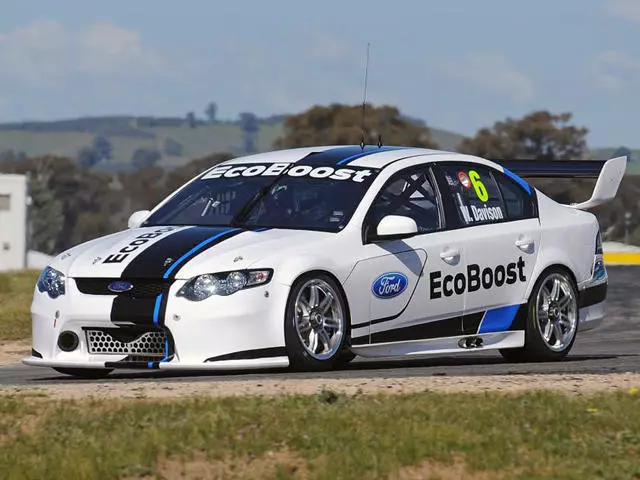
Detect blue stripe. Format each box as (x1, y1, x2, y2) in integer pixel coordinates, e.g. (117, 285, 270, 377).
(503, 167, 531, 194)
(478, 304, 520, 334)
(162, 227, 241, 278)
(149, 338, 170, 369)
(336, 146, 407, 165)
(152, 294, 163, 326)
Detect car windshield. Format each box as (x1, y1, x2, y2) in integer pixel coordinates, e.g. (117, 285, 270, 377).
(143, 162, 379, 232)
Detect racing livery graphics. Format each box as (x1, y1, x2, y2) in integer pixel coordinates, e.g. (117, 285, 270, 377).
(430, 258, 526, 299)
(24, 145, 626, 377)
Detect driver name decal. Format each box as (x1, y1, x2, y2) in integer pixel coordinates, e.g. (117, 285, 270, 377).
(202, 163, 375, 182)
(459, 204, 504, 223)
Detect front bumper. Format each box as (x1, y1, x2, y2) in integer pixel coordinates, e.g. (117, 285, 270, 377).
(26, 277, 291, 370)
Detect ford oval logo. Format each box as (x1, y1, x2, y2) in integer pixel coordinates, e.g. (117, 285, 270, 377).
(371, 272, 408, 299)
(108, 280, 133, 293)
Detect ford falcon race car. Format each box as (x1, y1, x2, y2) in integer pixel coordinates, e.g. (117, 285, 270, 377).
(24, 145, 626, 378)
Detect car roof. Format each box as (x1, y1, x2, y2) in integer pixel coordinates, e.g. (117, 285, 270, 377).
(220, 145, 485, 170)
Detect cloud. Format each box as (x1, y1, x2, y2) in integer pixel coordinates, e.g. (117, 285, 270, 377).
(590, 50, 640, 91)
(439, 52, 535, 103)
(0, 20, 167, 85)
(604, 0, 640, 24)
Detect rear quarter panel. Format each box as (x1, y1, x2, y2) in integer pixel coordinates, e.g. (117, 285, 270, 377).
(526, 191, 598, 297)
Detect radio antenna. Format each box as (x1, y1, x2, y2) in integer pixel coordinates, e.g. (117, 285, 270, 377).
(360, 42, 371, 150)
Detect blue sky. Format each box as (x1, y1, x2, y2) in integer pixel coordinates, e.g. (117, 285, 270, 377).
(0, 0, 638, 147)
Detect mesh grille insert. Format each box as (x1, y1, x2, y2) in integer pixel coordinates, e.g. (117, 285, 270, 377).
(75, 278, 170, 298)
(85, 328, 166, 356)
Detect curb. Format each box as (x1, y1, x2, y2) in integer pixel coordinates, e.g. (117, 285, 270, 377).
(604, 252, 640, 265)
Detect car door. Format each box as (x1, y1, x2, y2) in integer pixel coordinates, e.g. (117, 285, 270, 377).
(434, 163, 541, 334)
(347, 165, 466, 347)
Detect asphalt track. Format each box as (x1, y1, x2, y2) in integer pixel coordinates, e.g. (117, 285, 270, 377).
(1, 266, 638, 386)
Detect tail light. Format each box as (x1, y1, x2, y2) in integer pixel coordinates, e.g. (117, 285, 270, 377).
(592, 230, 606, 282)
(595, 231, 603, 255)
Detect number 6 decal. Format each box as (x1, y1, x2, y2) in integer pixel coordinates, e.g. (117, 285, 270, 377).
(468, 170, 489, 202)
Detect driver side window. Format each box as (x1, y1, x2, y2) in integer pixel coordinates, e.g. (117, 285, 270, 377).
(367, 167, 442, 235)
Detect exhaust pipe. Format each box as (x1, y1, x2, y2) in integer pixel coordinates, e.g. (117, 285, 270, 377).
(458, 336, 484, 349)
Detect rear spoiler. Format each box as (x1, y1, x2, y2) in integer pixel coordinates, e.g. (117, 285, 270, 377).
(492, 156, 627, 210)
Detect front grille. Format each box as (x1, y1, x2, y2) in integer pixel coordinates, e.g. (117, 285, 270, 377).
(75, 278, 170, 298)
(85, 328, 166, 356)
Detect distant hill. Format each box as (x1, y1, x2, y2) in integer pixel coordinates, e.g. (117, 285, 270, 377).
(0, 114, 635, 173)
(0, 115, 467, 172)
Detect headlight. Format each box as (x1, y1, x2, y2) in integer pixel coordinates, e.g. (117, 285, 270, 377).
(177, 269, 272, 301)
(36, 266, 66, 299)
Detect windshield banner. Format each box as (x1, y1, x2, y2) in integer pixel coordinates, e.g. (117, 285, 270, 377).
(201, 163, 377, 183)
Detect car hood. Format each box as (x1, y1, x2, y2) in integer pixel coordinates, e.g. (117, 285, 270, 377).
(54, 226, 334, 279)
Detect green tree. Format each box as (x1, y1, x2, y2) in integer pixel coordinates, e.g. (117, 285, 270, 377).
(239, 112, 260, 153)
(274, 103, 439, 149)
(163, 138, 184, 157)
(77, 146, 101, 168)
(0, 156, 117, 254)
(92, 135, 113, 161)
(458, 111, 588, 160)
(204, 102, 218, 124)
(131, 148, 161, 170)
(186, 111, 197, 128)
(612, 146, 632, 162)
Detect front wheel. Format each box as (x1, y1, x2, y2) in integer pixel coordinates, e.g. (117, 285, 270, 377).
(500, 268, 579, 363)
(285, 274, 349, 371)
(53, 368, 114, 379)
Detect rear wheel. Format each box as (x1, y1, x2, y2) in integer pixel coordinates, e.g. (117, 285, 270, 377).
(285, 274, 349, 371)
(500, 268, 579, 362)
(53, 368, 113, 379)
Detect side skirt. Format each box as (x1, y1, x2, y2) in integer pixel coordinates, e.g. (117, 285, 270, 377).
(350, 331, 525, 358)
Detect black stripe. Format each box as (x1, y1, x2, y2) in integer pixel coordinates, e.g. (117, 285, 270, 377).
(120, 227, 236, 279)
(352, 316, 464, 345)
(462, 312, 484, 335)
(111, 296, 160, 326)
(301, 146, 377, 165)
(507, 304, 529, 331)
(110, 227, 243, 326)
(579, 283, 607, 308)
(105, 361, 160, 369)
(31, 348, 43, 359)
(205, 347, 287, 362)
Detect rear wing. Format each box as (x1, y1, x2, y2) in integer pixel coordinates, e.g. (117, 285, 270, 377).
(492, 156, 627, 210)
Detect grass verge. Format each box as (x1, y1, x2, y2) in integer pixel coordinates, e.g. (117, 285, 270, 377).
(1, 389, 639, 479)
(0, 270, 39, 342)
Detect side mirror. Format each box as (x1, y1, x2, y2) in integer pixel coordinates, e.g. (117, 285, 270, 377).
(373, 215, 418, 241)
(127, 210, 151, 229)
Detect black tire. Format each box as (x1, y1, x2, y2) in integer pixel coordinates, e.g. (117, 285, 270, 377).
(337, 350, 357, 365)
(53, 368, 114, 379)
(285, 273, 350, 372)
(500, 267, 579, 363)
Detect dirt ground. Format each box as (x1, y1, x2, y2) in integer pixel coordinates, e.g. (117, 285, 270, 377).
(0, 341, 29, 366)
(2, 372, 639, 400)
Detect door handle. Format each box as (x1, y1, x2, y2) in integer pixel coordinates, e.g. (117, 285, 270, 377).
(440, 248, 460, 264)
(515, 237, 534, 252)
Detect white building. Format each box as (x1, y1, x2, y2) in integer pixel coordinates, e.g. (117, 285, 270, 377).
(0, 174, 27, 271)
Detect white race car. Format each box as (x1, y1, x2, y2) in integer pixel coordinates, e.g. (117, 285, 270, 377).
(24, 146, 625, 378)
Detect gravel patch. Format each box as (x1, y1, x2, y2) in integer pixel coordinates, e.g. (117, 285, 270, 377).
(2, 372, 639, 399)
